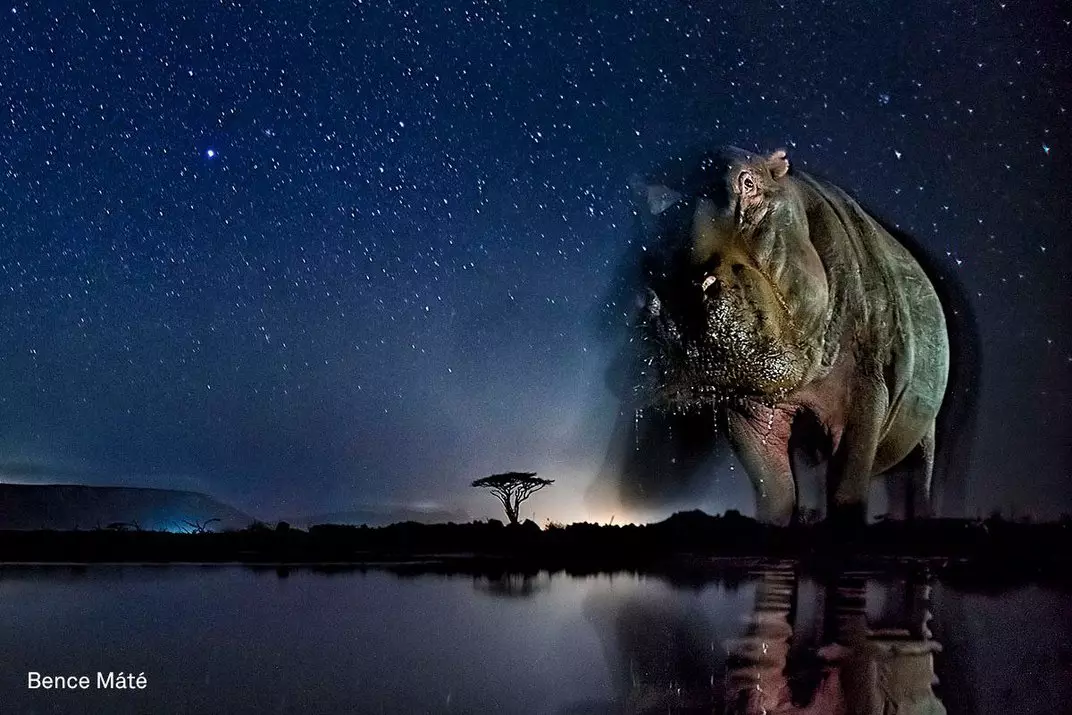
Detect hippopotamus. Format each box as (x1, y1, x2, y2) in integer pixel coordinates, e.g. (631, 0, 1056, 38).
(605, 147, 959, 526)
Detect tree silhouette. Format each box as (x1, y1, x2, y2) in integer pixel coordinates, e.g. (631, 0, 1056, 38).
(471, 471, 554, 526)
(181, 517, 221, 534)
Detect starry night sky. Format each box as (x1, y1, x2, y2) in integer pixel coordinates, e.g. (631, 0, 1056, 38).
(1, 0, 1069, 522)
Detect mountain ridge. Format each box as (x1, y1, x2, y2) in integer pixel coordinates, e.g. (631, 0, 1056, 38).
(0, 483, 252, 531)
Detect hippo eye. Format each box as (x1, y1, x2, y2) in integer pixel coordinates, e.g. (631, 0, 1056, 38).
(739, 171, 756, 195)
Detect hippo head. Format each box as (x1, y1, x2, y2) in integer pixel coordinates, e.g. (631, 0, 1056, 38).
(631, 147, 829, 409)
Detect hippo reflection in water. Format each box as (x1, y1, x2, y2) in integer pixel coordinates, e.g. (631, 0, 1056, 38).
(580, 566, 947, 714)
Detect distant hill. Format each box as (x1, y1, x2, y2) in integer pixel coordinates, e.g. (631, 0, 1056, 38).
(288, 505, 470, 528)
(0, 484, 253, 531)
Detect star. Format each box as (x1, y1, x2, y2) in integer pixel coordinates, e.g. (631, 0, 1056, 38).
(205, 148, 217, 159)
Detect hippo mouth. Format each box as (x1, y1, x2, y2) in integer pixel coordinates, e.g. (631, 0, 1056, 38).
(633, 290, 805, 409)
(641, 345, 801, 409)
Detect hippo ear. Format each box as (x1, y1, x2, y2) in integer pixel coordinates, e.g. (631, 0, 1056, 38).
(766, 150, 790, 180)
(643, 184, 683, 216)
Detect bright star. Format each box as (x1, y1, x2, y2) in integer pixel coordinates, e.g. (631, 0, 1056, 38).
(205, 148, 216, 159)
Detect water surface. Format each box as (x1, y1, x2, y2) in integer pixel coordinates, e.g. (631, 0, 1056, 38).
(1, 563, 1068, 714)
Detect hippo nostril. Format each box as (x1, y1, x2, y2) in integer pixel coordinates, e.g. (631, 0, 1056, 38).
(732, 263, 745, 275)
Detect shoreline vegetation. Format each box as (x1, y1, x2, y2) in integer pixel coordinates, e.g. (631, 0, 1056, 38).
(2, 510, 1070, 587)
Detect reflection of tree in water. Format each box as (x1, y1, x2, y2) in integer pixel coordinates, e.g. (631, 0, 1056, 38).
(473, 571, 550, 599)
(579, 565, 949, 714)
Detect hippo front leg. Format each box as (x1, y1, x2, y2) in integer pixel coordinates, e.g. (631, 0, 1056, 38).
(828, 380, 890, 527)
(726, 405, 798, 526)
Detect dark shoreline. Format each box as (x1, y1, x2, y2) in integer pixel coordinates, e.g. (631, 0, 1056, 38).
(2, 511, 1070, 588)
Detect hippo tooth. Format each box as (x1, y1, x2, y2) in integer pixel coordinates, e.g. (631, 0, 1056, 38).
(701, 275, 717, 292)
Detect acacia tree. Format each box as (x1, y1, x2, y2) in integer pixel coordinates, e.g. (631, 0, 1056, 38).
(471, 471, 554, 526)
